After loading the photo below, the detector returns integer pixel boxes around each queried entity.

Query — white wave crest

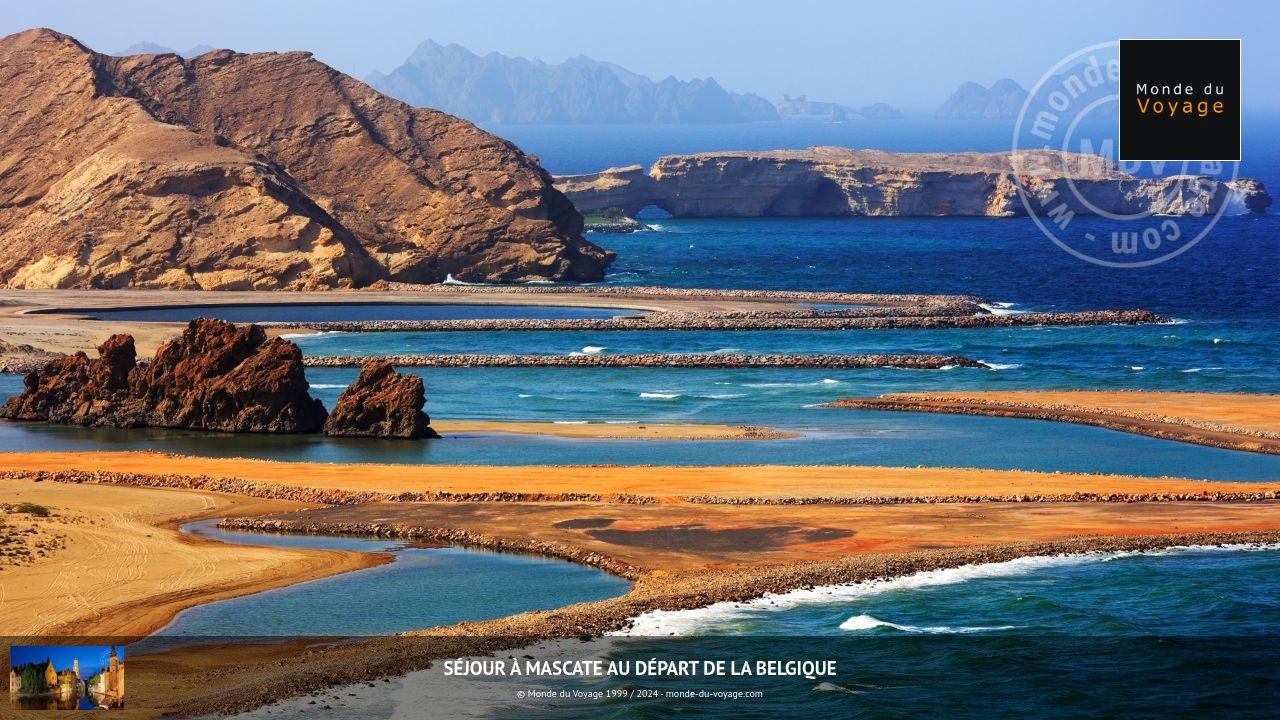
[308,383,349,390]
[979,302,1027,316]
[639,392,681,399]
[984,363,1022,371]
[580,346,606,354]
[281,330,346,339]
[838,614,1017,634]
[613,544,1280,637]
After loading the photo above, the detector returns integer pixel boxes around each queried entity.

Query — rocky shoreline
[13,467,1275,507]
[365,283,987,306]
[833,394,1280,455]
[269,308,1163,334]
[2,469,659,506]
[151,525,1280,717]
[302,353,986,369]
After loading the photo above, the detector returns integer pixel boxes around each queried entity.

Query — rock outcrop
[0,335,142,427]
[555,147,1272,218]
[0,28,612,289]
[324,360,438,439]
[0,319,327,433]
[367,40,779,124]
[132,319,328,433]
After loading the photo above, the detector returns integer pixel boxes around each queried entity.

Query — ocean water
[228,546,1280,720]
[518,546,1280,719]
[152,521,629,637]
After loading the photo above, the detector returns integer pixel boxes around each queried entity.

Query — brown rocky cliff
[0,29,612,289]
[324,360,438,439]
[556,147,1271,218]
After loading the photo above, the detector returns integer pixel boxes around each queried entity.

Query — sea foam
[612,544,1280,637]
[837,614,1018,634]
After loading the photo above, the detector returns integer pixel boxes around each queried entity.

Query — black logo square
[1119,39,1240,161]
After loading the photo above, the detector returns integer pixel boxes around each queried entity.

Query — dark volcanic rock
[0,318,327,433]
[324,360,438,439]
[132,319,327,433]
[0,334,144,426]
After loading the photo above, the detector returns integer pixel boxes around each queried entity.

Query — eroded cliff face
[556,147,1272,219]
[0,29,612,289]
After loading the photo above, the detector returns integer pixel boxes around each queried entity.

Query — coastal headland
[555,147,1272,218]
[832,391,1280,454]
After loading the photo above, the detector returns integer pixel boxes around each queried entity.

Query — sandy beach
[834,390,1280,454]
[0,478,386,637]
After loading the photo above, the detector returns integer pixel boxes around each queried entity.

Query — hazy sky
[4,1,1277,108]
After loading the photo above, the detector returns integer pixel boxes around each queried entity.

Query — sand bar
[833,390,1280,454]
[3,451,1274,503]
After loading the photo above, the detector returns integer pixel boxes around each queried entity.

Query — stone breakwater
[269,308,1162,334]
[302,353,986,369]
[683,490,1280,504]
[12,467,1275,506]
[833,395,1280,455]
[218,516,644,579]
[157,528,1280,717]
[2,469,657,505]
[368,283,986,306]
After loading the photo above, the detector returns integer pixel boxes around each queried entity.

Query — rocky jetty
[0,28,611,289]
[324,361,439,439]
[555,147,1271,218]
[303,353,985,369]
[269,308,1163,334]
[0,319,327,432]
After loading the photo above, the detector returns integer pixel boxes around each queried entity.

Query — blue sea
[5,118,1279,717]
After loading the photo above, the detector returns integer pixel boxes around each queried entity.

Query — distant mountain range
[934,78,1028,119]
[366,41,780,124]
[116,41,214,57]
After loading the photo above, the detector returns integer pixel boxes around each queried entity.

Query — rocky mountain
[0,28,612,289]
[555,147,1271,218]
[366,41,779,124]
[935,78,1028,119]
[776,95,902,121]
